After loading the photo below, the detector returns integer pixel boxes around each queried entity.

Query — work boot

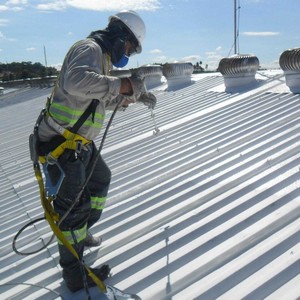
[85,231,102,247]
[65,264,111,292]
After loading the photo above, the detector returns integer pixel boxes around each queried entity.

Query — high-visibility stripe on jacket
[50,102,105,129]
[37,38,123,142]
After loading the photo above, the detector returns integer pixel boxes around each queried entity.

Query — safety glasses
[128,38,138,57]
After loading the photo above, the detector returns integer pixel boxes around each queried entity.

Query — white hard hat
[109,10,146,54]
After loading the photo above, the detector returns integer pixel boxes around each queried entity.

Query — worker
[36,10,156,292]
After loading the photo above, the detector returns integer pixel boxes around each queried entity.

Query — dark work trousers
[47,142,111,284]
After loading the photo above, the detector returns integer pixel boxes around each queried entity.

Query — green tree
[0,61,59,81]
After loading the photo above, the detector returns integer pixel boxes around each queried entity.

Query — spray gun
[130,67,160,135]
[150,108,160,135]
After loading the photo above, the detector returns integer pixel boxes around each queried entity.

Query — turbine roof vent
[131,65,163,89]
[131,65,163,77]
[279,48,300,71]
[162,62,194,90]
[218,54,259,76]
[218,54,260,92]
[279,47,300,93]
[162,62,194,79]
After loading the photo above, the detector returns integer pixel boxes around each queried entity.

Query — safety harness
[36,97,98,196]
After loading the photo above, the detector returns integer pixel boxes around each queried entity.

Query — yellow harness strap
[39,115,91,164]
[34,162,107,293]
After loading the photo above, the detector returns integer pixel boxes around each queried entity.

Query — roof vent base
[223,73,258,92]
[282,71,300,93]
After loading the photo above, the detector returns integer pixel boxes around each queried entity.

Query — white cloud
[26,47,36,51]
[67,0,160,11]
[12,6,24,11]
[180,55,201,63]
[51,63,62,71]
[6,0,28,4]
[36,1,67,11]
[0,19,9,26]
[204,46,224,70]
[0,0,27,11]
[0,0,162,12]
[150,55,167,64]
[150,49,162,54]
[0,6,9,11]
[242,31,280,36]
[35,0,160,11]
[0,30,16,42]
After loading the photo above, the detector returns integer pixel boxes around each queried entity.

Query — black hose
[12,217,54,255]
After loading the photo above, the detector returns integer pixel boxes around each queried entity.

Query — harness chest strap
[39,114,91,164]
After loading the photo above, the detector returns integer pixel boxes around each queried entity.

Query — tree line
[0,62,59,82]
[0,60,208,83]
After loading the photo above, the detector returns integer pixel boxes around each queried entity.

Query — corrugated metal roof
[0,72,299,300]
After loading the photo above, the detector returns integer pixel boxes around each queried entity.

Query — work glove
[137,92,157,109]
[128,76,147,100]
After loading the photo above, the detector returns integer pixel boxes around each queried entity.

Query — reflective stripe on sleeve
[91,196,106,210]
[58,224,87,245]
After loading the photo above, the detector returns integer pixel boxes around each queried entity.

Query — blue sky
[1,0,300,70]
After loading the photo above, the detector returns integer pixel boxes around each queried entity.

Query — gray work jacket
[38,38,123,142]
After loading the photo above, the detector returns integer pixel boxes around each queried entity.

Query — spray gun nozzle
[150,109,160,135]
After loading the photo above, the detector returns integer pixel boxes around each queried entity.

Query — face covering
[112,54,129,68]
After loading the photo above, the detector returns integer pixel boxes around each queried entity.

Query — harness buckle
[43,154,65,197]
[75,140,83,154]
[46,153,58,165]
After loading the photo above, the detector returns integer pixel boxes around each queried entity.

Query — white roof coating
[0,71,299,300]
